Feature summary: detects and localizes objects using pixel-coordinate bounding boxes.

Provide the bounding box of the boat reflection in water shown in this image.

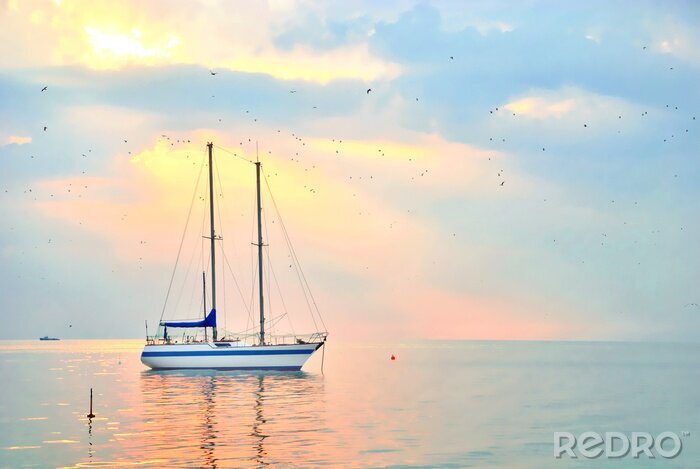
[129,370,326,467]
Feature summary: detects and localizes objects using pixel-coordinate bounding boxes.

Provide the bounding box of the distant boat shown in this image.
[141,142,327,371]
[39,336,60,341]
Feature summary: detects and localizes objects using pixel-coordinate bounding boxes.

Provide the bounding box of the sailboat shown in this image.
[141,142,327,370]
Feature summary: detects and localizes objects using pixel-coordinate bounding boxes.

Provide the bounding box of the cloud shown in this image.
[220,43,401,84]
[499,86,651,136]
[83,26,181,68]
[584,32,601,44]
[651,20,700,67]
[4,135,32,145]
[0,0,401,83]
[505,96,576,119]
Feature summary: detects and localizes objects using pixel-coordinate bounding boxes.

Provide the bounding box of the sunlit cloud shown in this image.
[0,0,401,83]
[474,21,513,35]
[221,43,401,84]
[5,135,32,145]
[501,87,648,136]
[585,33,600,44]
[434,5,515,35]
[505,96,576,119]
[651,21,700,66]
[83,26,180,68]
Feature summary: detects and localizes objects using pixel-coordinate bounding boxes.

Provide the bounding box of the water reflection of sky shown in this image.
[1,340,699,467]
[126,370,326,467]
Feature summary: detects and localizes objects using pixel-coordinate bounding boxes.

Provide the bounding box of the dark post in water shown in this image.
[87,388,95,419]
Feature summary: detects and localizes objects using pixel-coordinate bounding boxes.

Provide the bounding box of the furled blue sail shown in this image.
[162,309,216,328]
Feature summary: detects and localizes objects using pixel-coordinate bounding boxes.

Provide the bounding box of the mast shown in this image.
[255,161,265,345]
[207,142,217,341]
[202,271,207,342]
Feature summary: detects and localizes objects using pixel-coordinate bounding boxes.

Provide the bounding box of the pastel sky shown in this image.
[1,0,699,341]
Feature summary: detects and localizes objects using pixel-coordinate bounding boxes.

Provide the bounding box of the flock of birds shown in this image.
[3,46,698,318]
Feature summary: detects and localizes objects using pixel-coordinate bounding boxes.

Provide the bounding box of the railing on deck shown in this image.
[145,329,327,346]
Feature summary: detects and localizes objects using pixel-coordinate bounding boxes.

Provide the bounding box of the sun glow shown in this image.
[83,26,180,68]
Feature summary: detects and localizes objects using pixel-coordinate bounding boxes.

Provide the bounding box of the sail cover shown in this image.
[162,309,216,328]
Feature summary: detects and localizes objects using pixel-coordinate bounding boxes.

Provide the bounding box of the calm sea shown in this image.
[0,340,697,468]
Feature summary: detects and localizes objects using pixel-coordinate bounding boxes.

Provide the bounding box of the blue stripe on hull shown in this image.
[148,366,302,371]
[141,348,314,357]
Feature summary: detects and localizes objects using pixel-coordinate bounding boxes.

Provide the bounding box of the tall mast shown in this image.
[255,161,265,345]
[207,142,217,341]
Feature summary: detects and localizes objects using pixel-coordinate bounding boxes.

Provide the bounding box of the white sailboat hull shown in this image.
[141,342,323,371]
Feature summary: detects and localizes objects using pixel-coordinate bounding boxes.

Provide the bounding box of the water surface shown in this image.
[1,340,697,467]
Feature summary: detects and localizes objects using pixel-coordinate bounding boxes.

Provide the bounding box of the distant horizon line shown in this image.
[2,337,698,345]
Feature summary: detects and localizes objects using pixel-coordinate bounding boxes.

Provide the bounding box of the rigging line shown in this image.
[173,152,212,318]
[211,150,228,334]
[159,147,206,323]
[200,175,208,301]
[263,208,274,339]
[268,243,296,335]
[268,189,318,333]
[262,172,326,332]
[249,193,257,299]
[266,244,296,337]
[212,143,255,165]
[184,242,203,319]
[186,219,206,316]
[180,207,211,315]
[221,249,255,328]
[234,314,286,335]
[176,209,208,316]
[212,145,253,335]
[173,232,204,318]
[213,143,246,292]
[245,260,257,336]
[219,241,228,336]
[245,193,258,335]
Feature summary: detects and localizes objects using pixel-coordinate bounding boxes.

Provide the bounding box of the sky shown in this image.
[1,0,699,341]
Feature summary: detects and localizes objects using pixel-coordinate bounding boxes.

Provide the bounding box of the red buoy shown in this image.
[391,354,395,361]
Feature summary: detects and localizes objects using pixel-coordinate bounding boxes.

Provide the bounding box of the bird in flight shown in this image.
[366,88,372,94]
[289,90,297,93]
[500,181,505,186]
[210,70,217,75]
[43,126,47,131]
[41,86,48,92]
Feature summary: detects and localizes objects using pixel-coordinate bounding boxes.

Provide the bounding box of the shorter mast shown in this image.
[255,161,265,345]
[202,271,207,342]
